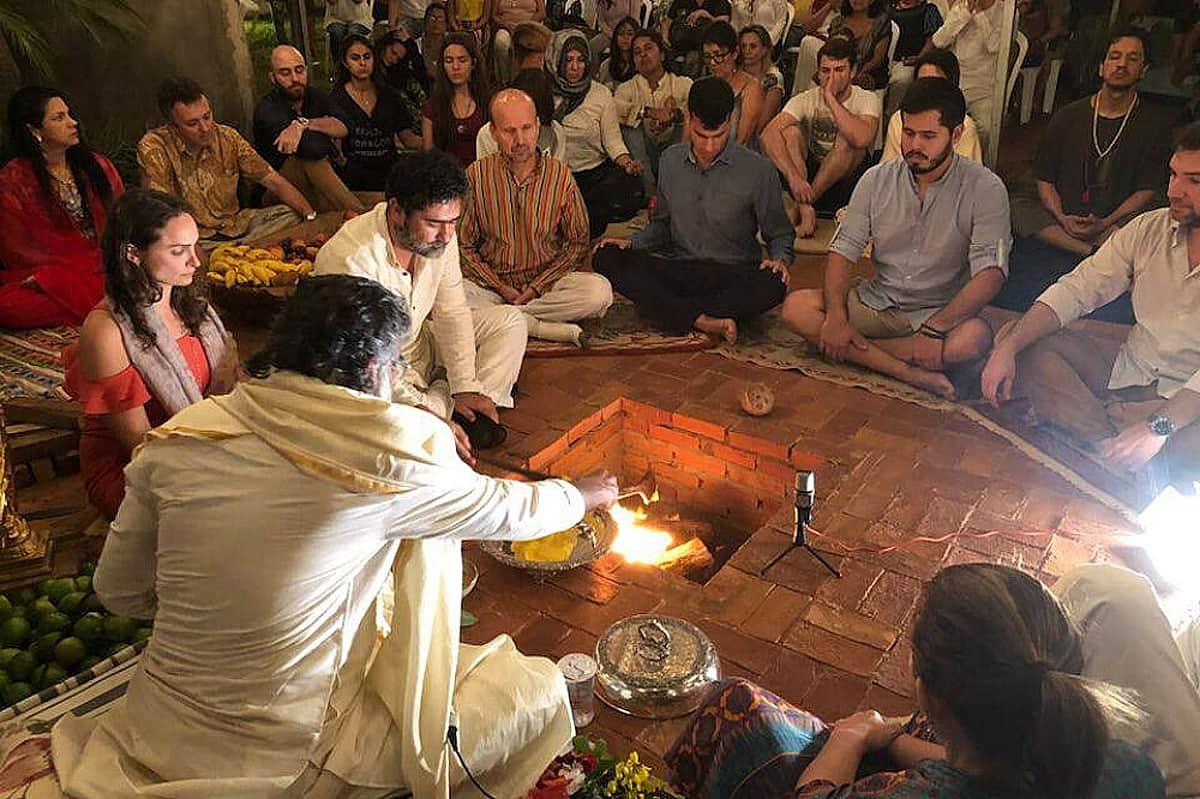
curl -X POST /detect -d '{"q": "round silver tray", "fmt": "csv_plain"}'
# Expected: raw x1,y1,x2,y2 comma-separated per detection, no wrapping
479,510,616,574
595,614,722,719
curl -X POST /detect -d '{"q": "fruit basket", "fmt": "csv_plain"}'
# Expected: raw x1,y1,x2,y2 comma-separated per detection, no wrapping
0,562,152,712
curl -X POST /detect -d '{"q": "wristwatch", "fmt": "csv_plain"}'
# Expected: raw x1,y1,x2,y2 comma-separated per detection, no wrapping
295,116,311,128
1146,413,1175,437
304,211,318,222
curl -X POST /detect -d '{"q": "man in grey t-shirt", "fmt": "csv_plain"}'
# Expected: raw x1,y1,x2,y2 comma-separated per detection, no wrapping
782,78,1011,400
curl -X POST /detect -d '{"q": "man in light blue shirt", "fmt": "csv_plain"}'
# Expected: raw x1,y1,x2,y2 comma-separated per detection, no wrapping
783,78,1011,399
593,77,793,345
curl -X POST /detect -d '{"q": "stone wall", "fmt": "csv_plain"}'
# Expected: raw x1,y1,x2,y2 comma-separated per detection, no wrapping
6,0,255,145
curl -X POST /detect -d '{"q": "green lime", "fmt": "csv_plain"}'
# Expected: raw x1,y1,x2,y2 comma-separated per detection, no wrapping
82,593,106,614
53,637,87,670
32,632,62,663
133,627,152,643
77,655,101,673
0,617,30,648
30,597,56,619
0,648,20,669
103,615,138,644
74,576,92,594
78,562,96,577
11,588,35,606
36,580,53,597
0,672,10,692
73,613,103,644
39,663,67,690
43,579,75,605
3,681,33,706
104,642,130,658
57,592,87,617
0,595,12,619
38,612,71,635
7,605,29,622
7,650,35,682
28,664,45,688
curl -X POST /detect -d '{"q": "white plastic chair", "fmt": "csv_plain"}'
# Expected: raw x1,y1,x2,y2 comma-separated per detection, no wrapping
872,20,901,151
637,0,654,29
1006,30,1029,122
1018,55,1063,123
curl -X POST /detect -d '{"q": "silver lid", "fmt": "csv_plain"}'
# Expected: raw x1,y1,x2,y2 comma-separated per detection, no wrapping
595,614,721,719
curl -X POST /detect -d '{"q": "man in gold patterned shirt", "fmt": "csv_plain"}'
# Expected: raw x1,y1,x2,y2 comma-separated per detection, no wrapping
138,77,317,247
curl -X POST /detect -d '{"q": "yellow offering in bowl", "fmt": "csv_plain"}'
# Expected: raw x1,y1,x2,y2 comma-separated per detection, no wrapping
511,513,599,563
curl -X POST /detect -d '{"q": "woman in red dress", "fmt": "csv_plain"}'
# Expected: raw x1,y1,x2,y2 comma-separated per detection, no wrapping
63,189,237,520
0,86,124,328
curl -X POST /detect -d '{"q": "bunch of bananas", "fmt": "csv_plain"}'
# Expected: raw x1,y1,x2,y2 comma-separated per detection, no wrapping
206,244,314,289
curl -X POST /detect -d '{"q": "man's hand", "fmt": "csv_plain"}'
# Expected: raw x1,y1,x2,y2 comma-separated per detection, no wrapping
981,344,1018,407
593,237,632,253
616,154,644,175
821,73,840,110
513,287,537,305
1061,215,1095,240
574,470,619,511
760,259,790,286
450,419,476,465
1098,422,1168,471
819,316,869,363
911,330,945,372
453,391,499,424
275,121,304,155
788,175,815,205
829,711,906,754
497,284,522,303
643,106,674,123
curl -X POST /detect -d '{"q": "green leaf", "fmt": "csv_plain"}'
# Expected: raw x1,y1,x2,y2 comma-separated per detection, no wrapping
0,0,146,79
459,610,478,628
0,6,53,78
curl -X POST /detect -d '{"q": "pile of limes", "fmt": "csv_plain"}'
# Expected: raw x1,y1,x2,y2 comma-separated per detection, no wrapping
0,563,152,709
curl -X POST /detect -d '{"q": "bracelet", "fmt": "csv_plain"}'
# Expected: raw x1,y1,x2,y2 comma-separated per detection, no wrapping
917,323,947,340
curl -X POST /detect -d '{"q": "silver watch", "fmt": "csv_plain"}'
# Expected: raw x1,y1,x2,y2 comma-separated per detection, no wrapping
1146,413,1175,437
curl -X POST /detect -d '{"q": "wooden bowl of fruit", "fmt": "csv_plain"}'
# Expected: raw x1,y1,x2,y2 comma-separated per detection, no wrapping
205,228,334,324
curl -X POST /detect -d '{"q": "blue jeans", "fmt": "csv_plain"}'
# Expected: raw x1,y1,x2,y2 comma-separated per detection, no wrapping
621,123,680,196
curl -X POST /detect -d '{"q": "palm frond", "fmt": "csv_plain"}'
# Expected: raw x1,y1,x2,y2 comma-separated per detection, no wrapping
40,0,146,43
0,5,54,78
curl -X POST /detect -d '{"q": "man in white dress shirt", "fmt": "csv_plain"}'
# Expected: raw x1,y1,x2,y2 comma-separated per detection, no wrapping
51,275,619,798
314,149,525,449
982,123,1200,489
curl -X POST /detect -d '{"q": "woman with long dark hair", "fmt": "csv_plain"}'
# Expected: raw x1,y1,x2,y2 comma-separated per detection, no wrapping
667,562,1168,799
332,33,423,192
739,24,784,125
0,86,124,328
422,31,491,166
63,189,236,520
701,21,765,144
597,16,640,89
376,29,431,109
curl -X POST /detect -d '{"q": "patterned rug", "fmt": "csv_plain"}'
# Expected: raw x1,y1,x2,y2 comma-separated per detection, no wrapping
716,309,1141,523
525,296,713,358
0,328,75,402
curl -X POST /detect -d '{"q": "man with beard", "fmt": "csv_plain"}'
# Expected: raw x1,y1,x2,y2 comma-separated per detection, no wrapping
981,122,1200,490
458,89,610,347
314,150,526,451
781,78,1010,400
252,45,366,213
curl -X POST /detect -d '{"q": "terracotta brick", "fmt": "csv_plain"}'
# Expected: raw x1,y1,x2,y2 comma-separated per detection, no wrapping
757,456,799,485
635,717,690,758
672,411,728,443
860,571,923,628
728,526,792,574
649,423,701,450
803,600,898,651
782,622,885,677
1042,534,1107,578
526,431,571,472
725,463,789,498
859,684,918,717
551,567,624,604
915,496,974,539
513,614,574,657
546,583,665,637
655,462,702,490
874,639,915,697
977,481,1028,521
789,446,826,471
818,408,872,439
548,626,600,662
623,399,673,426
802,669,871,722
729,431,791,461
814,559,884,611
693,567,776,627
758,649,823,704
693,617,780,674
742,585,813,643
703,440,757,470
675,447,730,479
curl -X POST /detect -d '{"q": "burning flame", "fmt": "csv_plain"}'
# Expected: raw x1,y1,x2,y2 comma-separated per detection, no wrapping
610,502,673,564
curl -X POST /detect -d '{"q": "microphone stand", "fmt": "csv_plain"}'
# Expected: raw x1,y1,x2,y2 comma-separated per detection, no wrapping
759,470,841,578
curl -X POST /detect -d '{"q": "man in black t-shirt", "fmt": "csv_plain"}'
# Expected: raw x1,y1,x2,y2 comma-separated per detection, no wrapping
1012,29,1170,256
252,45,366,213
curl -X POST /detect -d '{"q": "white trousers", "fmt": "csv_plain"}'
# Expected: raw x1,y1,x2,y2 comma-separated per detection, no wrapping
1055,564,1200,797
493,28,516,84
462,272,613,322
398,307,527,417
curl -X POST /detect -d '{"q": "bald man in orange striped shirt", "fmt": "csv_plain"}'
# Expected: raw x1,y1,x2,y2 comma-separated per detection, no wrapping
459,89,613,346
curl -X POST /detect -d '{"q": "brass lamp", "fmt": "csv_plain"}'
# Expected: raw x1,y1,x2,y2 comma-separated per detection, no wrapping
0,405,52,583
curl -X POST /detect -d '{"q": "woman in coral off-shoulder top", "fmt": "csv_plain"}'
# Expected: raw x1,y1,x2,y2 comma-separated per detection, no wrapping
63,189,237,521
0,86,124,329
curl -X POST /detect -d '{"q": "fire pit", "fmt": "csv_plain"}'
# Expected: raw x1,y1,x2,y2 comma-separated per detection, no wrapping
502,398,799,585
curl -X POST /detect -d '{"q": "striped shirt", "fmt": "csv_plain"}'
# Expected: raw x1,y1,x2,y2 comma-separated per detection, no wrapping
459,152,590,295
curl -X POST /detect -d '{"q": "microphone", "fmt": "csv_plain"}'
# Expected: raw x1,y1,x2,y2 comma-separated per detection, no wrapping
793,470,815,545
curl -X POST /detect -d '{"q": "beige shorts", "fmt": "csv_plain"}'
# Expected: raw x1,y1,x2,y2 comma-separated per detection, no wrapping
846,288,915,339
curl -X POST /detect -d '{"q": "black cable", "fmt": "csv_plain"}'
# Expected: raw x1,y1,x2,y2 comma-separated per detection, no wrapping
447,722,499,799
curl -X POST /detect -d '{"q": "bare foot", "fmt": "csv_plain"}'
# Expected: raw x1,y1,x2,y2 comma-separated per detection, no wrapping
796,204,818,238
694,314,737,345
904,366,956,400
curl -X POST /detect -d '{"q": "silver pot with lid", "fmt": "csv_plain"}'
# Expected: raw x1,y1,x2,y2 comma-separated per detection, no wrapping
594,613,722,719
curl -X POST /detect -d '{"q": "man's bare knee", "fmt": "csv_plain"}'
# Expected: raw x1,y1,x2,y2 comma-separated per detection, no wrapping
946,317,993,362
782,289,825,335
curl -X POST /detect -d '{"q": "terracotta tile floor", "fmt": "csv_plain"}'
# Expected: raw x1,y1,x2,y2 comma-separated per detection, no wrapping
463,342,1137,776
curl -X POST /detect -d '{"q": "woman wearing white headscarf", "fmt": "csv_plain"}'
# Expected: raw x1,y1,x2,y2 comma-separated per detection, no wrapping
546,29,646,237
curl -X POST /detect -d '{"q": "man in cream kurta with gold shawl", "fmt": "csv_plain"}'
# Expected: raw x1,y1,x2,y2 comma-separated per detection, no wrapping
51,275,617,799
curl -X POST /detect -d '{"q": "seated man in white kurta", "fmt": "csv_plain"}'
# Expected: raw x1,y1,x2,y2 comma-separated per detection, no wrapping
51,275,619,799
314,149,527,449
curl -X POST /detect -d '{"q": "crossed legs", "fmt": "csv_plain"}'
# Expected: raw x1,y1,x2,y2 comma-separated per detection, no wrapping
782,126,867,238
